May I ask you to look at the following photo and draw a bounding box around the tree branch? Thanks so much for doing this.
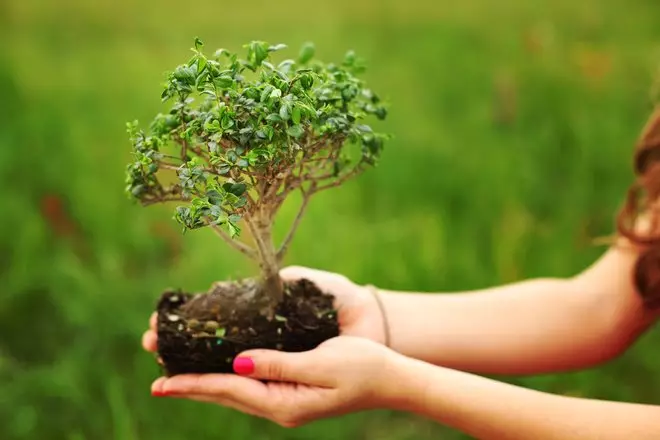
[206,219,257,259]
[141,196,187,206]
[159,153,185,162]
[159,163,183,171]
[312,165,363,193]
[178,104,189,160]
[277,185,315,261]
[244,214,272,264]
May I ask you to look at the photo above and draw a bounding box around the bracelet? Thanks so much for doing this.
[366,284,391,348]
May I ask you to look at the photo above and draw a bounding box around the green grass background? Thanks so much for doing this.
[1,0,659,438]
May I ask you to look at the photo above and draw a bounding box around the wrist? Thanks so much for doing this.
[364,284,392,347]
[377,352,429,412]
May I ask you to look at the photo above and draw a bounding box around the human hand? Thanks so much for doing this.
[279,266,387,344]
[150,336,403,427]
[142,266,387,353]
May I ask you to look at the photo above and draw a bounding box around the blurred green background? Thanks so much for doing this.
[1,0,659,438]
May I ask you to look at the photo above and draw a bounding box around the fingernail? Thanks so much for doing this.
[233,357,255,375]
[151,390,167,397]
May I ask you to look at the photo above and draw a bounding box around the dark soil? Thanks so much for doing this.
[155,278,339,376]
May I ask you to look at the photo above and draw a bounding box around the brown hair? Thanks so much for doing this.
[616,107,660,309]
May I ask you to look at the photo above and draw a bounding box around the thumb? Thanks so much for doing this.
[279,265,323,281]
[232,348,334,387]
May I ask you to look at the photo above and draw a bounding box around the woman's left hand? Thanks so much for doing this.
[150,336,402,427]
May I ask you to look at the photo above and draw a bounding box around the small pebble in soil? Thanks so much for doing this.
[187,319,201,330]
[204,320,220,331]
[167,313,180,322]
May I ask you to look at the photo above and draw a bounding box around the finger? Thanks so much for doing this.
[164,393,266,418]
[279,266,337,283]
[150,312,157,331]
[151,376,167,394]
[153,374,269,403]
[233,349,334,387]
[153,374,284,417]
[279,265,316,281]
[142,329,157,352]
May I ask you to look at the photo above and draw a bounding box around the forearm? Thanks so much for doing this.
[386,356,660,440]
[377,247,652,374]
[378,278,607,374]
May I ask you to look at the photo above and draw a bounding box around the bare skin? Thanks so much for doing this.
[142,239,660,438]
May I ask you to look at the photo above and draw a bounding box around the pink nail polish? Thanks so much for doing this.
[233,357,255,375]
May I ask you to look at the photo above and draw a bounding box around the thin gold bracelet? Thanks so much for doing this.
[366,284,391,348]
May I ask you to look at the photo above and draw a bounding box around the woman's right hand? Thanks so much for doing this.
[142,265,387,353]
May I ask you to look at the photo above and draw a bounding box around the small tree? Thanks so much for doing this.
[125,38,388,374]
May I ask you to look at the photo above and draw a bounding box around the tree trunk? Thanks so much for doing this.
[251,219,284,306]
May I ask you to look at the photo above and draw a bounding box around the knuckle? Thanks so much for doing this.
[264,361,286,382]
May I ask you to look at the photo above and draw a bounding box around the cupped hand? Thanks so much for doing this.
[142,265,386,353]
[150,336,403,427]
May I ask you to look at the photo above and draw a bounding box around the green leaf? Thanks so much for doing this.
[221,114,234,130]
[222,182,247,196]
[206,189,224,205]
[227,222,239,238]
[173,65,196,84]
[298,42,315,64]
[291,106,301,124]
[269,88,282,100]
[260,85,274,102]
[215,327,227,337]
[269,43,287,52]
[286,124,304,138]
[279,103,291,121]
[214,75,233,88]
[204,118,221,133]
[300,73,314,89]
[274,315,287,322]
[263,125,275,140]
[161,87,173,101]
[250,41,269,66]
[194,37,204,51]
[214,48,230,58]
[278,59,295,71]
[196,56,207,75]
[344,50,356,66]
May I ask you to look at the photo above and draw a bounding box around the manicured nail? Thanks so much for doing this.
[151,390,167,397]
[233,357,255,375]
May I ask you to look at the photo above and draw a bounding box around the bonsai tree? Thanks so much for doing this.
[125,38,388,375]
